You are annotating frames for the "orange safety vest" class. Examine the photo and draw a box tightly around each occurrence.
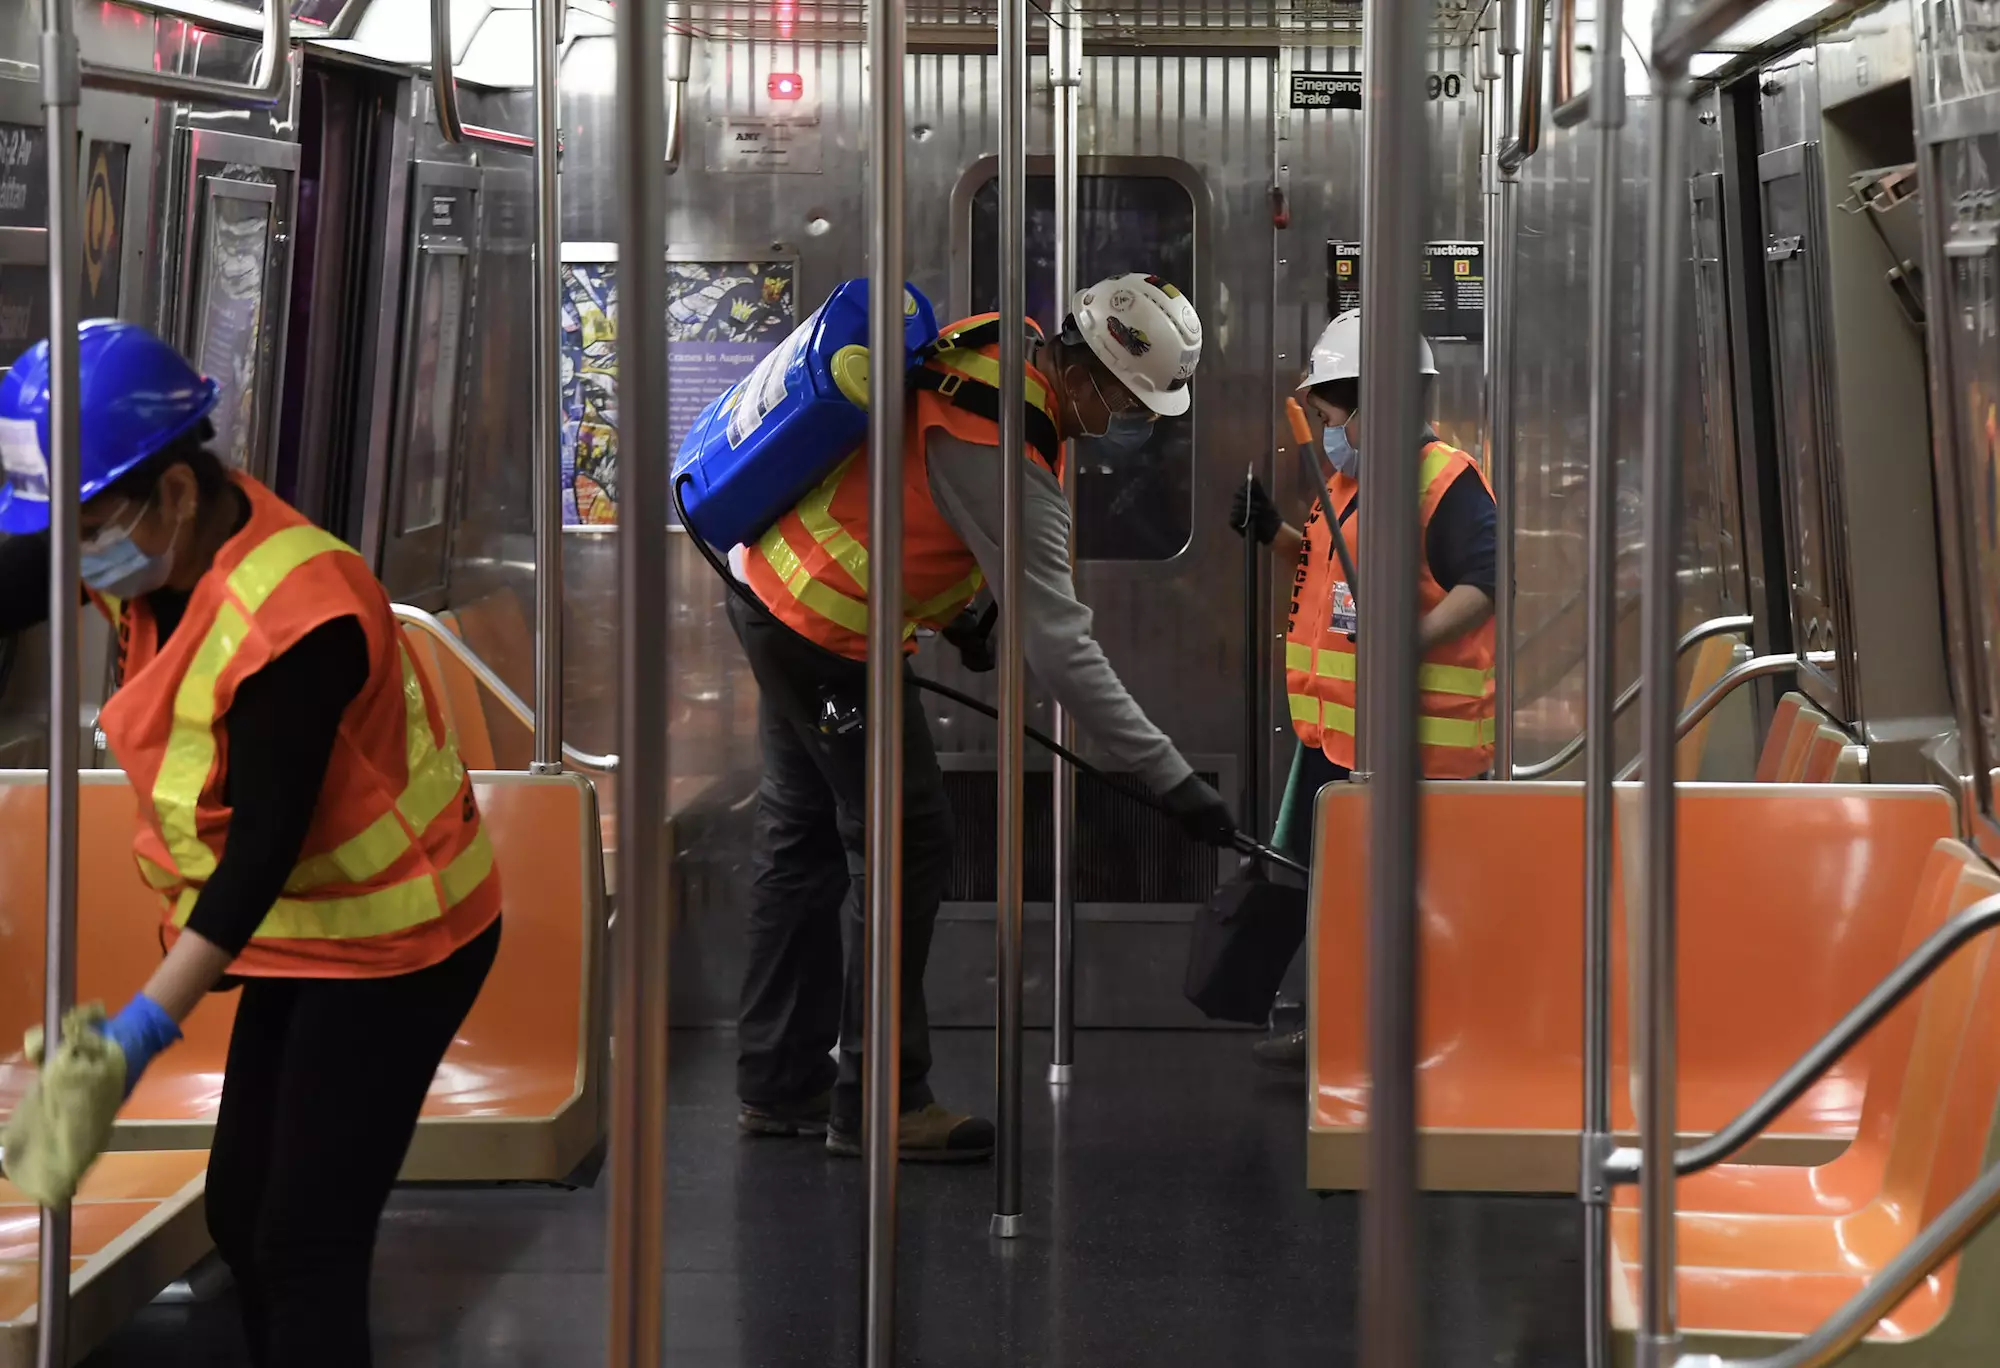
[94,472,500,979]
[745,315,1064,660]
[1285,441,1496,777]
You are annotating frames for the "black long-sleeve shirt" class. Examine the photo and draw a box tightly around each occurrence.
[0,520,368,956]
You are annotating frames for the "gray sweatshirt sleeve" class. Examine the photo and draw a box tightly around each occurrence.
[925,429,1194,794]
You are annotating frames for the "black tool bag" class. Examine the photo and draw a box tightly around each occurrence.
[1183,870,1308,1025]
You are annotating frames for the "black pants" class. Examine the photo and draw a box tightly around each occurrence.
[205,917,501,1367]
[727,596,952,1132]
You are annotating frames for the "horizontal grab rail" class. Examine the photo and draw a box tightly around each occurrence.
[1511,614,1752,780]
[432,0,536,149]
[78,0,289,106]
[1605,892,2000,1186]
[392,604,618,772]
[1498,0,1547,171]
[1676,1145,2000,1367]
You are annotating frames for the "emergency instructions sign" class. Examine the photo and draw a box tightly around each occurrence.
[1326,239,1486,343]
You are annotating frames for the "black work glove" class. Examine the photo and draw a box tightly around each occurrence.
[942,602,998,673]
[1162,773,1237,847]
[1230,475,1282,545]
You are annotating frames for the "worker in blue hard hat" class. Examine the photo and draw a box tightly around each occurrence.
[0,320,500,1367]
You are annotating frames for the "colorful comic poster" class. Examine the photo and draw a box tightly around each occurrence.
[558,258,796,527]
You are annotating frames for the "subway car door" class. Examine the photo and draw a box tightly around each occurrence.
[379,162,482,609]
[167,128,301,488]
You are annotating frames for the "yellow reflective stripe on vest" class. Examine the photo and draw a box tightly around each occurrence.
[1285,640,1312,673]
[929,347,1056,418]
[1421,661,1492,697]
[758,520,874,637]
[171,824,495,942]
[793,455,869,589]
[151,526,356,882]
[908,568,985,624]
[768,450,984,640]
[1316,703,1493,749]
[283,642,469,893]
[1418,443,1457,494]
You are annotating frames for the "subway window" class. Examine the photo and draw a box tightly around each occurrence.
[970,173,1197,562]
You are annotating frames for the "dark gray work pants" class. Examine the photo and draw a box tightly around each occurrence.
[726,595,952,1132]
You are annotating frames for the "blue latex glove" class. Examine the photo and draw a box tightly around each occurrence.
[96,994,183,1100]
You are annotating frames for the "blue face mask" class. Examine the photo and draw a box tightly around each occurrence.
[1323,423,1359,479]
[80,497,178,599]
[1080,410,1156,466]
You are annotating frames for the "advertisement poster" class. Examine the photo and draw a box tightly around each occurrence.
[559,258,796,527]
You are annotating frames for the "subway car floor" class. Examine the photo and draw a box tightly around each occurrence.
[81,1029,1584,1367]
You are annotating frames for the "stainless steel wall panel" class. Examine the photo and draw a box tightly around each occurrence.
[1500,85,1730,773]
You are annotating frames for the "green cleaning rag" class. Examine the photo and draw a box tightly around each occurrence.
[1,1004,128,1207]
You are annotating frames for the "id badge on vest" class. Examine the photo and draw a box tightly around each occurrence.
[1329,581,1357,636]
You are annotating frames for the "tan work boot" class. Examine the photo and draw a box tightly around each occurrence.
[826,1102,995,1163]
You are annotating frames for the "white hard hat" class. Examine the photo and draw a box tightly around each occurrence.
[1066,273,1202,417]
[1300,309,1438,390]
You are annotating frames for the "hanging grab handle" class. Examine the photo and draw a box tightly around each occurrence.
[1497,0,1546,172]
[433,0,536,149]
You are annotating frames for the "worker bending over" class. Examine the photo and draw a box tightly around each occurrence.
[1229,310,1496,1068]
[730,273,1235,1158]
[0,323,499,1366]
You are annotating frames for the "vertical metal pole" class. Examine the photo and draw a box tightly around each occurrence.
[1580,0,1625,1364]
[530,0,565,773]
[1357,0,1431,1364]
[1047,5,1081,1089]
[864,0,911,1347]
[35,4,81,1366]
[1636,57,1691,1368]
[991,0,1028,1241]
[608,0,669,1363]
[1490,0,1520,782]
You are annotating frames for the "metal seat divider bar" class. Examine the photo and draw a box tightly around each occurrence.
[392,605,620,772]
[1513,615,1753,781]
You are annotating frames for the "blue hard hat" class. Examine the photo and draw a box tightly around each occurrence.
[0,320,221,535]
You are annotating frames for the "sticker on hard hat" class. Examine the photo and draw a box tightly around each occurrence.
[1106,317,1151,356]
[0,416,46,491]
